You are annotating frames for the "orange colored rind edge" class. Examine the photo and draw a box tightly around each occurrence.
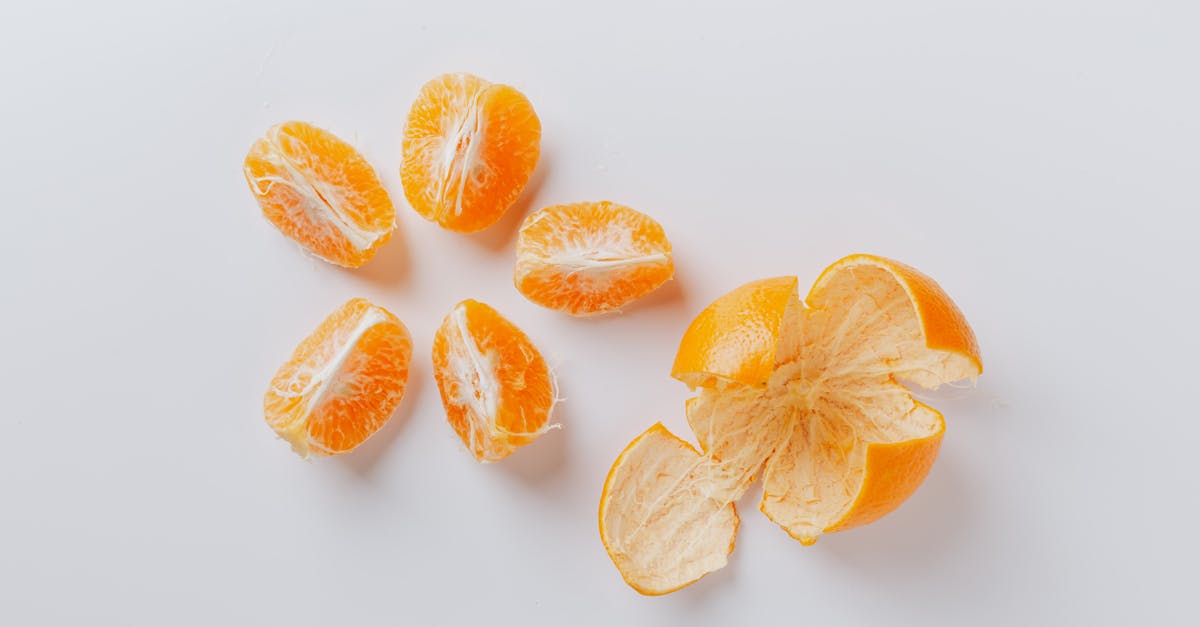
[597,422,740,596]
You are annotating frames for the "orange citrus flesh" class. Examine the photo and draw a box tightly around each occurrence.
[244,121,396,267]
[599,254,982,594]
[514,201,674,316]
[264,298,412,458]
[401,73,541,233]
[432,299,556,462]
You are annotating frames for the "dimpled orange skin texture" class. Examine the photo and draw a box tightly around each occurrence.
[599,254,983,595]
[432,299,555,462]
[401,73,541,233]
[264,298,412,458]
[244,121,396,268]
[515,201,675,316]
[821,412,943,534]
[670,276,797,388]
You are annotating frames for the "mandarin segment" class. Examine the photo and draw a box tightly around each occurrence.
[600,254,983,594]
[244,121,396,267]
[264,298,412,458]
[401,73,541,233]
[515,201,674,316]
[432,299,556,462]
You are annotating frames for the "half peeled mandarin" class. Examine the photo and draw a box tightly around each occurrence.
[599,255,982,595]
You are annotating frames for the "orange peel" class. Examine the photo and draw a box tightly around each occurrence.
[599,254,982,594]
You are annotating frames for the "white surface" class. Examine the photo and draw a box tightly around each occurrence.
[2,1,1197,624]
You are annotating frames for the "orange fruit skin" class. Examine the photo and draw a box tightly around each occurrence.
[822,401,945,535]
[692,255,980,538]
[601,254,982,593]
[243,121,396,268]
[401,73,541,233]
[514,201,675,316]
[431,299,555,462]
[263,298,412,457]
[597,423,740,596]
[810,254,982,373]
[669,276,798,388]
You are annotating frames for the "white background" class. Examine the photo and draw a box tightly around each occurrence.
[2,1,1197,624]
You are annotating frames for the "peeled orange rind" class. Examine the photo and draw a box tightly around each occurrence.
[401,73,541,233]
[600,254,982,594]
[598,423,740,596]
[264,298,412,458]
[244,121,396,268]
[515,201,675,316]
[432,299,557,462]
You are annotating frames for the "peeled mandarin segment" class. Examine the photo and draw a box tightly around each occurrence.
[669,276,798,389]
[514,201,675,316]
[598,424,739,596]
[600,254,982,594]
[264,298,412,458]
[243,121,396,268]
[401,73,541,233]
[431,299,555,462]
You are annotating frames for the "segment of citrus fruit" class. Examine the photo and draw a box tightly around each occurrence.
[264,298,412,458]
[244,121,396,267]
[514,201,675,316]
[401,73,541,233]
[432,299,556,462]
[599,254,982,594]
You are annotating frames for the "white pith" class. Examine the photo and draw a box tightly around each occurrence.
[541,251,670,274]
[434,89,487,220]
[246,127,385,251]
[521,217,668,276]
[602,265,979,593]
[447,304,502,454]
[515,203,674,315]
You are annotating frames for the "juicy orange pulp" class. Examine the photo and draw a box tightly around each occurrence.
[599,255,982,595]
[401,73,541,233]
[264,298,412,457]
[244,121,396,267]
[515,201,674,316]
[432,299,556,462]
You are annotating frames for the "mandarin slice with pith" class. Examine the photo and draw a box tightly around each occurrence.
[264,298,412,458]
[401,73,541,233]
[515,201,674,316]
[244,121,395,267]
[432,299,556,462]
